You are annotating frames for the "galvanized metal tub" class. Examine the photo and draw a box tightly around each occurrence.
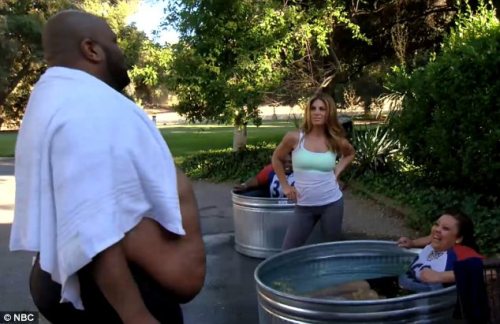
[232,189,321,258]
[255,240,457,323]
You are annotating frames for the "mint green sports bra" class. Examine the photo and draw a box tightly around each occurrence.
[292,132,336,172]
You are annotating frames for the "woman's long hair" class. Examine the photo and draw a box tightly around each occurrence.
[445,209,480,252]
[301,93,346,154]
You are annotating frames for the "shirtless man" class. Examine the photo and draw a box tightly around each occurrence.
[30,169,205,323]
[12,10,205,324]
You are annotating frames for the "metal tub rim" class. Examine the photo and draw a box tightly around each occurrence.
[232,190,294,208]
[254,240,456,306]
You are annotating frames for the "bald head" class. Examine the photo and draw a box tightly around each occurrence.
[43,10,108,66]
[42,10,130,91]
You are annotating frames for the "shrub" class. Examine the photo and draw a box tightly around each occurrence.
[352,125,400,175]
[357,171,500,256]
[389,3,500,195]
[180,142,275,181]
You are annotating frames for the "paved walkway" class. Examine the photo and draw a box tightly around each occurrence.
[0,157,416,323]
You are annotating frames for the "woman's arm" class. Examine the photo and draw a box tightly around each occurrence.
[272,131,298,200]
[420,268,455,284]
[397,235,432,248]
[334,138,355,179]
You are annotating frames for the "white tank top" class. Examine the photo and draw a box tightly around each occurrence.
[292,132,342,206]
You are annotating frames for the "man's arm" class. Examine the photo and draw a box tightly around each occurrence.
[122,168,206,303]
[234,176,259,191]
[91,242,159,324]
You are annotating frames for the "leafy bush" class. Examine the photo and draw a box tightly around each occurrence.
[180,142,275,182]
[389,4,500,195]
[357,171,500,256]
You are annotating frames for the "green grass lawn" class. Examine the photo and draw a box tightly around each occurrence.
[160,121,295,159]
[0,121,296,159]
[0,132,17,157]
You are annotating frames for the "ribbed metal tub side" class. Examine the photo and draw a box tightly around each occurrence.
[254,241,457,323]
[232,191,295,258]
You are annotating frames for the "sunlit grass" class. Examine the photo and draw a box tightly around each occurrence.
[0,132,16,157]
[160,121,296,161]
[0,121,297,160]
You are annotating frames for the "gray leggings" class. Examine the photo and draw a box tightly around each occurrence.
[282,197,344,250]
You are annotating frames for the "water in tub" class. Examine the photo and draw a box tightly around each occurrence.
[269,254,415,300]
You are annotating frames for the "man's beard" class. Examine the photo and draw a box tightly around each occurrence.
[103,48,131,91]
[107,62,130,92]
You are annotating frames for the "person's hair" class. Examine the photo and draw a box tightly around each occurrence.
[443,209,479,251]
[301,92,346,153]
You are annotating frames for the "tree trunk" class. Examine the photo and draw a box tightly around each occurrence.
[232,124,247,152]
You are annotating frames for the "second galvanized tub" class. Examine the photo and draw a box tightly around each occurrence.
[232,189,295,258]
[232,190,322,258]
[255,240,457,323]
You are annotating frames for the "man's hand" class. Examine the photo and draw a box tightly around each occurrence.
[233,183,247,191]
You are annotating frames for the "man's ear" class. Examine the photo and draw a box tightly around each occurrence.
[80,38,104,63]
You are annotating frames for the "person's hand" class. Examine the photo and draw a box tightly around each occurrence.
[397,236,413,248]
[283,184,297,201]
[338,180,348,191]
[233,183,247,191]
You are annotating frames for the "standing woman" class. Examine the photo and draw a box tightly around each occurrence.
[272,92,355,250]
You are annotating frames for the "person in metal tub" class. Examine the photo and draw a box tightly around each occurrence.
[397,210,482,291]
[234,154,294,198]
[398,210,489,322]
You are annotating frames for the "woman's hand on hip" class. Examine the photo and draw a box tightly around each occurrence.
[283,184,297,201]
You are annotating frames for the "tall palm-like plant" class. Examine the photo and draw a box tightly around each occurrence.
[353,125,400,174]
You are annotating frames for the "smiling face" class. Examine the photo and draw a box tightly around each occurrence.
[430,214,462,251]
[309,99,328,126]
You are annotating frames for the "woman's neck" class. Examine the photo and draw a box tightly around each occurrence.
[308,126,325,137]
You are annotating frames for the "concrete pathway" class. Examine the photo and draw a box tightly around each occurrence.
[0,157,416,324]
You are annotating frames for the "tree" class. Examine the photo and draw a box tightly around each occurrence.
[166,0,366,149]
[0,0,143,127]
[165,0,481,127]
[389,3,500,195]
[123,25,174,106]
[0,0,72,127]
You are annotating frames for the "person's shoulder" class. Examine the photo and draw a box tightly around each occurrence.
[282,130,300,145]
[339,136,353,148]
[452,245,483,261]
[262,164,274,174]
[285,130,300,138]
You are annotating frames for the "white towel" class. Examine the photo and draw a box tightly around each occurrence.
[10,67,185,309]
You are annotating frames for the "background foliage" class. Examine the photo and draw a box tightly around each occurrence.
[389,2,500,196]
[179,2,500,255]
[0,0,172,126]
[180,143,275,182]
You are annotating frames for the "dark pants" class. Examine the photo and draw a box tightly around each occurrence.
[282,198,344,250]
[30,255,183,324]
